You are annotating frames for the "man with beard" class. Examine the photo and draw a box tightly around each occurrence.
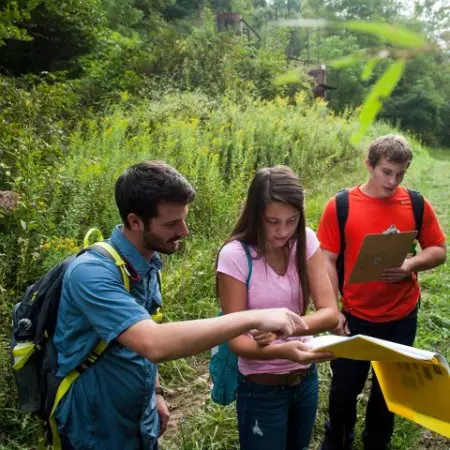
[53,161,330,450]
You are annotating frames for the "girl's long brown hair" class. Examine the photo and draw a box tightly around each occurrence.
[219,166,309,314]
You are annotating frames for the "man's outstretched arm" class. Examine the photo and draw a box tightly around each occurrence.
[117,308,330,363]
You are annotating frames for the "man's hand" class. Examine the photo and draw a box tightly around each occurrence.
[251,313,308,346]
[253,308,309,339]
[277,340,334,364]
[250,330,277,346]
[156,394,170,437]
[381,259,412,283]
[332,311,350,336]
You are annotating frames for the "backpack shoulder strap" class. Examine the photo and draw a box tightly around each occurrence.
[407,189,424,240]
[50,340,108,449]
[335,189,349,295]
[89,242,131,292]
[156,270,162,291]
[49,242,133,449]
[152,271,164,324]
[335,189,349,252]
[241,243,253,289]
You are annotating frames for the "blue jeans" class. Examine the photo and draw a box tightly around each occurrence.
[323,307,418,450]
[237,365,318,450]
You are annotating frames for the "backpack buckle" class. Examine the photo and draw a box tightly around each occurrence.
[122,260,141,283]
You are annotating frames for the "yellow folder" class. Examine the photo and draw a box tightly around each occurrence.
[310,334,450,438]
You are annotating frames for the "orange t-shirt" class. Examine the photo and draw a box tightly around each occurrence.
[317,186,446,322]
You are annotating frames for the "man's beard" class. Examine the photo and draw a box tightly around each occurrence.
[142,229,182,255]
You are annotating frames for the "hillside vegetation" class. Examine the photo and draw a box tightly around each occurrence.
[0,1,448,448]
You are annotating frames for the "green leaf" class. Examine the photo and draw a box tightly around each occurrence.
[361,58,379,81]
[274,69,302,86]
[351,60,406,144]
[120,91,130,102]
[329,50,368,69]
[341,21,428,49]
[27,222,39,231]
[431,314,450,329]
[20,220,27,231]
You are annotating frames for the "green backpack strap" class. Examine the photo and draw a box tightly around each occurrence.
[92,241,131,292]
[83,227,104,248]
[49,240,131,450]
[94,240,164,322]
[83,228,131,290]
[49,339,109,449]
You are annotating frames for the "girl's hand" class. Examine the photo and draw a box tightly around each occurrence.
[332,312,350,336]
[278,340,334,364]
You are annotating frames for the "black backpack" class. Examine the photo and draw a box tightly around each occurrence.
[335,189,424,294]
[10,242,131,445]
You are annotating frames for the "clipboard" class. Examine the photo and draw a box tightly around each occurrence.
[348,230,417,284]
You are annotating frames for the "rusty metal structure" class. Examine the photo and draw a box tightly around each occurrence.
[308,65,336,99]
[216,12,243,34]
[216,12,261,41]
[216,12,336,99]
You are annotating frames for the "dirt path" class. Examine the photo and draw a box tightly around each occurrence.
[159,360,211,441]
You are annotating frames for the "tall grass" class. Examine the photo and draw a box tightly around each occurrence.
[1,92,446,449]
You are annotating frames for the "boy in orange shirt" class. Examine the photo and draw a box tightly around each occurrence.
[318,135,446,450]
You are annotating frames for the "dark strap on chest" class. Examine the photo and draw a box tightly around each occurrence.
[241,243,253,289]
[335,189,349,295]
[407,189,424,241]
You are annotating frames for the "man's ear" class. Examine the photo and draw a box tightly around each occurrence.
[365,158,374,171]
[127,213,144,232]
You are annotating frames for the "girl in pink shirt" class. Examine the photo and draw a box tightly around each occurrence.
[217,166,338,450]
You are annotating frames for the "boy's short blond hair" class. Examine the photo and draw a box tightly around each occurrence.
[368,135,413,168]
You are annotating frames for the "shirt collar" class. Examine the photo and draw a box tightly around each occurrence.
[110,225,163,277]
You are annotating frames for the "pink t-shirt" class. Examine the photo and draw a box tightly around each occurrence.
[217,227,320,375]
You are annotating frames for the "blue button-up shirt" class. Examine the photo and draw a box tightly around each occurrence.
[54,225,163,449]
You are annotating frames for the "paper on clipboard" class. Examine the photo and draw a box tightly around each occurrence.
[348,230,417,284]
